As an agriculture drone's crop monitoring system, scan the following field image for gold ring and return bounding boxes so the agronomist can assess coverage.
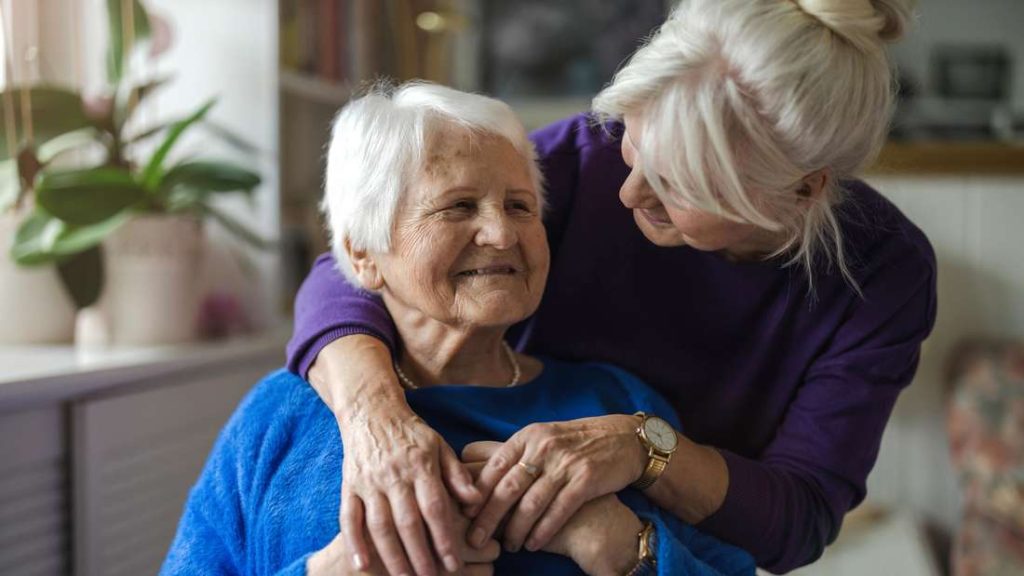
[517,461,540,478]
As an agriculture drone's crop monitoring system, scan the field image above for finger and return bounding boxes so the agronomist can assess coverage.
[461,538,501,564]
[440,444,483,505]
[466,442,523,517]
[341,492,371,572]
[365,494,415,576]
[415,477,462,574]
[524,484,589,552]
[464,461,486,480]
[464,564,494,576]
[500,475,562,553]
[392,487,439,576]
[461,441,503,462]
[469,463,537,549]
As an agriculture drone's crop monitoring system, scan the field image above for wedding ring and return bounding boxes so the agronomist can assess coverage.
[517,461,540,478]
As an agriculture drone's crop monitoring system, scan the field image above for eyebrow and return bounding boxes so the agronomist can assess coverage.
[437,186,535,196]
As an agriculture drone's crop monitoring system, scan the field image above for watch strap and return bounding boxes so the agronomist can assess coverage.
[631,452,669,490]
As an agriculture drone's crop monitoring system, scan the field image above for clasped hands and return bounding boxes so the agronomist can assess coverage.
[310,413,648,576]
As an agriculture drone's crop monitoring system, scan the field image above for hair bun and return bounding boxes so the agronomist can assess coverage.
[795,0,912,50]
[871,0,913,42]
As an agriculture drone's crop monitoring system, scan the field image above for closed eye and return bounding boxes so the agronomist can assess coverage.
[449,199,476,211]
[506,200,533,214]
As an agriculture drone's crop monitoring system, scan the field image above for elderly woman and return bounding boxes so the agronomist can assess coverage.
[287,0,937,575]
[161,84,755,575]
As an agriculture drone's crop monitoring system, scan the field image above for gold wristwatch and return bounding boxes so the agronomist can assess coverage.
[630,411,678,491]
[624,520,657,576]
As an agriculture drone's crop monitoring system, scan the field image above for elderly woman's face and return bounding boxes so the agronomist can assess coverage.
[618,114,769,255]
[373,128,549,328]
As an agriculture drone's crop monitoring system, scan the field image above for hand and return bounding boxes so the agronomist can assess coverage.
[541,494,642,576]
[310,336,485,575]
[339,408,484,576]
[463,443,640,576]
[308,508,502,576]
[462,415,646,553]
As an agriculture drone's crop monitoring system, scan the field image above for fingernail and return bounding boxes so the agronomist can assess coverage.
[471,527,487,547]
[525,538,538,552]
[443,554,460,572]
[352,553,366,570]
[505,541,520,554]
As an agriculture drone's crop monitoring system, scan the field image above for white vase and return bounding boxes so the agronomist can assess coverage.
[0,212,77,344]
[98,215,204,345]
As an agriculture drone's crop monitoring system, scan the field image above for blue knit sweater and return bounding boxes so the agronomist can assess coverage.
[161,359,755,575]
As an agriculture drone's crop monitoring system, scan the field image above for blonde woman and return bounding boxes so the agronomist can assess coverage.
[288,0,936,574]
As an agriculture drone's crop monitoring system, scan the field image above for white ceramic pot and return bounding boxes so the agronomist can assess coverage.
[0,212,77,344]
[98,215,204,345]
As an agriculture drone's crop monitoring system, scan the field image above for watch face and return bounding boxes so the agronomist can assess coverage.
[644,417,678,452]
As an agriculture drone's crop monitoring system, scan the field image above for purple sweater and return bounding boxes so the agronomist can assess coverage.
[286,114,937,573]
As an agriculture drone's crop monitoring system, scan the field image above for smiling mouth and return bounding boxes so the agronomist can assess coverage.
[639,209,673,227]
[456,265,519,277]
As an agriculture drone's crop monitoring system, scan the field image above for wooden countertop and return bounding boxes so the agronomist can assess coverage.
[870,141,1024,175]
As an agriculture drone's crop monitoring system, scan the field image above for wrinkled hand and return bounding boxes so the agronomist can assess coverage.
[309,508,502,576]
[339,408,483,576]
[463,441,642,576]
[541,494,642,576]
[462,416,646,553]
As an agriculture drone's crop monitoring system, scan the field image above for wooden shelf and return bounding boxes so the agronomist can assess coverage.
[870,141,1024,175]
[279,69,352,106]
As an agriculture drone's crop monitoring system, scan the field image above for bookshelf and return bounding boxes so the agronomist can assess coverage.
[277,0,477,300]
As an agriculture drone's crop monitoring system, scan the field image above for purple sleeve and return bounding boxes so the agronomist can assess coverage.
[697,240,937,573]
[285,117,583,377]
[285,253,397,377]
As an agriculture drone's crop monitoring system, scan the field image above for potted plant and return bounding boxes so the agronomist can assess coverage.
[1,0,269,345]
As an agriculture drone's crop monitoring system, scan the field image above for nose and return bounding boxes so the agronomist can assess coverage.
[474,209,517,250]
[618,166,658,210]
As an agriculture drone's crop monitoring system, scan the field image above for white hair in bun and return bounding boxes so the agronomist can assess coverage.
[795,0,912,52]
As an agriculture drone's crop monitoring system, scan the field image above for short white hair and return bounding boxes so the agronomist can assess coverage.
[322,81,544,287]
[593,0,913,292]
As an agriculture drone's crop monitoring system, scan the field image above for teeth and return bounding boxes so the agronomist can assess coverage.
[460,267,514,276]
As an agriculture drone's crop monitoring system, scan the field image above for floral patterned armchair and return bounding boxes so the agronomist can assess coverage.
[947,341,1024,576]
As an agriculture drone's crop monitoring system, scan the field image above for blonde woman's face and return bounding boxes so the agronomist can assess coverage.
[619,115,770,257]
[372,128,549,328]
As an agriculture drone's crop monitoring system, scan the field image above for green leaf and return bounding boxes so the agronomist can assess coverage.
[126,120,171,145]
[36,167,146,225]
[140,99,217,191]
[161,161,261,197]
[56,246,104,309]
[198,201,274,250]
[202,120,261,154]
[114,76,172,131]
[0,86,92,159]
[106,0,152,84]
[11,208,130,266]
[36,128,102,164]
[53,211,130,255]
[10,209,65,266]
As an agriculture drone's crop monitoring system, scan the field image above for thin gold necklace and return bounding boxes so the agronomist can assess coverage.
[394,341,521,390]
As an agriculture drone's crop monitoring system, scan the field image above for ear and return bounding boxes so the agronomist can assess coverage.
[343,239,385,291]
[796,169,830,202]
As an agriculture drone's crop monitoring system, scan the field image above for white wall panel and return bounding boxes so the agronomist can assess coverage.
[71,361,278,576]
[864,175,1024,534]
